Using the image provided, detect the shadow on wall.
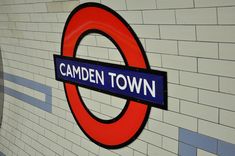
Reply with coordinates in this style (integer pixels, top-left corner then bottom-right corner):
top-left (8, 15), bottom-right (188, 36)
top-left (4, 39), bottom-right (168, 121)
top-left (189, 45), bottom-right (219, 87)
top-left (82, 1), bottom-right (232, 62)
top-left (0, 47), bottom-right (3, 128)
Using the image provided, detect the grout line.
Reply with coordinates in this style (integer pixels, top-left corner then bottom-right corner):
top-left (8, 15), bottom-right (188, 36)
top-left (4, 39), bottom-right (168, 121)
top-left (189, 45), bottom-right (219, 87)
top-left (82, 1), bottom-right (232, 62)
top-left (216, 7), bottom-right (219, 24)
top-left (174, 9), bottom-right (177, 24)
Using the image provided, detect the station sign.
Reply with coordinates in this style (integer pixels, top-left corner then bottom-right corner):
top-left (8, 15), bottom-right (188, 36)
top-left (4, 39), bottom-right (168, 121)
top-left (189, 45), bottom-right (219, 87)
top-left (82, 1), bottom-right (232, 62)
top-left (54, 2), bottom-right (167, 149)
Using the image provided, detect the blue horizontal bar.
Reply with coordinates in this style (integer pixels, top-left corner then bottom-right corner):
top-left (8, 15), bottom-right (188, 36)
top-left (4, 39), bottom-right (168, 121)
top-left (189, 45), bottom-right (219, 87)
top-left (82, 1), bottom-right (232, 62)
top-left (179, 128), bottom-right (217, 154)
top-left (179, 128), bottom-right (235, 156)
top-left (2, 73), bottom-right (52, 113)
top-left (54, 55), bottom-right (167, 109)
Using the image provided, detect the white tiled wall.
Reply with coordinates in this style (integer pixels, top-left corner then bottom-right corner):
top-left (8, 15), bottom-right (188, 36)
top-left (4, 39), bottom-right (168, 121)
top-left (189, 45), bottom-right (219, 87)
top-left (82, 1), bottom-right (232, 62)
top-left (0, 0), bottom-right (235, 156)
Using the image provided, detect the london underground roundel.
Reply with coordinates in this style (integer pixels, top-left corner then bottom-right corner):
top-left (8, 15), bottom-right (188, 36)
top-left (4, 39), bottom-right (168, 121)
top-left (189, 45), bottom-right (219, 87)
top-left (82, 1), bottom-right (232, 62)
top-left (54, 2), bottom-right (167, 149)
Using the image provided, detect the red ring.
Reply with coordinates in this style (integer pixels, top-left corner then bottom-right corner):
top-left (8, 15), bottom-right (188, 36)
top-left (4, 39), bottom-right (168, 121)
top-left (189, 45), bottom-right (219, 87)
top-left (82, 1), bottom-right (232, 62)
top-left (62, 3), bottom-right (150, 148)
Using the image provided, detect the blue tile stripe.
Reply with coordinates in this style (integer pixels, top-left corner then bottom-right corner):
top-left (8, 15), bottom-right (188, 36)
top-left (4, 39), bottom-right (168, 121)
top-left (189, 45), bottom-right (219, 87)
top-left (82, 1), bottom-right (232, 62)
top-left (179, 142), bottom-right (196, 156)
top-left (179, 128), bottom-right (235, 156)
top-left (179, 128), bottom-right (217, 154)
top-left (218, 140), bottom-right (235, 156)
top-left (0, 151), bottom-right (5, 156)
top-left (1, 73), bottom-right (52, 112)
